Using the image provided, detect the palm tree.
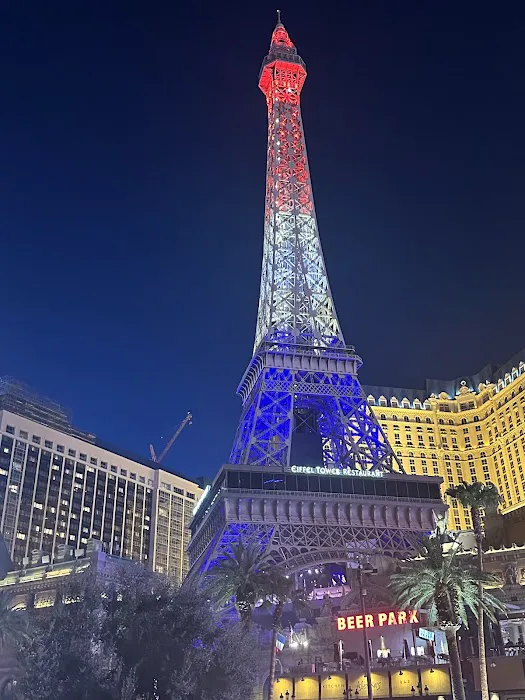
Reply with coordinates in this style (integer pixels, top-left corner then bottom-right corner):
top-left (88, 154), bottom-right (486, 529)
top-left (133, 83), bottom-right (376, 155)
top-left (390, 533), bottom-right (504, 700)
top-left (261, 568), bottom-right (309, 700)
top-left (204, 539), bottom-right (270, 628)
top-left (446, 481), bottom-right (501, 700)
top-left (0, 590), bottom-right (27, 651)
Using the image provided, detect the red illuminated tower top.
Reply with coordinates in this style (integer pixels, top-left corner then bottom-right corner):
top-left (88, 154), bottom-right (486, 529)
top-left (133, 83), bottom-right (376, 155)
top-left (258, 13), bottom-right (307, 104)
top-left (254, 13), bottom-right (343, 351)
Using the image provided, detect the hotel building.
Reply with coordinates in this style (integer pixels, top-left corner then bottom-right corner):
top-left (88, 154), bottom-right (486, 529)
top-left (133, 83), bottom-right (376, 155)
top-left (364, 349), bottom-right (525, 531)
top-left (0, 378), bottom-right (202, 583)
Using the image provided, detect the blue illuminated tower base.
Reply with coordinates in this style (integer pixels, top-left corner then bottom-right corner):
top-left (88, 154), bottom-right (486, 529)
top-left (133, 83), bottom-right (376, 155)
top-left (230, 340), bottom-right (400, 472)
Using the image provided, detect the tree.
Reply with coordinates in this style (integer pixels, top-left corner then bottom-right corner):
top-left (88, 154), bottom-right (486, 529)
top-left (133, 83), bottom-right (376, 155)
top-left (204, 539), bottom-right (270, 628)
top-left (390, 533), bottom-right (505, 700)
top-left (14, 568), bottom-right (260, 700)
top-left (446, 481), bottom-right (501, 700)
top-left (0, 591), bottom-right (27, 651)
top-left (103, 568), bottom-right (259, 699)
top-left (15, 575), bottom-right (119, 700)
top-left (261, 568), bottom-right (309, 700)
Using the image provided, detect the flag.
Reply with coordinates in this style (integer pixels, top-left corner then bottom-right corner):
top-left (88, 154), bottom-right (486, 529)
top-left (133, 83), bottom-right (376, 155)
top-left (276, 633), bottom-right (287, 651)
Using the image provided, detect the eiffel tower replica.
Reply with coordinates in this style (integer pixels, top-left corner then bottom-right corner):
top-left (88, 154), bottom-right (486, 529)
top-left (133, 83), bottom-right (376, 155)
top-left (188, 16), bottom-right (445, 577)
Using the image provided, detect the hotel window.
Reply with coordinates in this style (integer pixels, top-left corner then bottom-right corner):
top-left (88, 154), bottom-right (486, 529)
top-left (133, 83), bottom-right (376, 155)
top-left (90, 457), bottom-right (97, 465)
top-left (79, 453), bottom-right (87, 462)
top-left (186, 492), bottom-right (195, 500)
top-left (57, 444), bottom-right (64, 453)
top-left (100, 461), bottom-right (107, 469)
top-left (20, 430), bottom-right (28, 440)
top-left (121, 469), bottom-right (127, 477)
top-left (68, 449), bottom-right (76, 457)
top-left (5, 426), bottom-right (14, 435)
top-left (111, 466), bottom-right (117, 474)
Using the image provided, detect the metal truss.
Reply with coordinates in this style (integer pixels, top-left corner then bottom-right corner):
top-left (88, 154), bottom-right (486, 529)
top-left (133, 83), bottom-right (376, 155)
top-left (255, 21), bottom-right (343, 352)
top-left (193, 522), bottom-right (425, 578)
top-left (228, 22), bottom-right (402, 474)
top-left (230, 358), bottom-right (401, 471)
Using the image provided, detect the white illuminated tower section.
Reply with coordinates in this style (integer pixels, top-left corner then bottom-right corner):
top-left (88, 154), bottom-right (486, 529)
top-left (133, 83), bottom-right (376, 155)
top-left (230, 19), bottom-right (399, 473)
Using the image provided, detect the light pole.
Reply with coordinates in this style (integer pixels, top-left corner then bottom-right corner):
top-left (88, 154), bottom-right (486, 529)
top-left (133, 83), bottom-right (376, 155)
top-left (356, 558), bottom-right (375, 700)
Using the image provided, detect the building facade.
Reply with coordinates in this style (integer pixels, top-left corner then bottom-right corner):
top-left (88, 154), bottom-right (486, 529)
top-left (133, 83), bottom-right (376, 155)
top-left (364, 350), bottom-right (525, 531)
top-left (0, 378), bottom-right (202, 583)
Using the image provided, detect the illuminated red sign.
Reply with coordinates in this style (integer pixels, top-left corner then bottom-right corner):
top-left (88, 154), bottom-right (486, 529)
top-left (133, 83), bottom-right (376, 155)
top-left (337, 610), bottom-right (419, 631)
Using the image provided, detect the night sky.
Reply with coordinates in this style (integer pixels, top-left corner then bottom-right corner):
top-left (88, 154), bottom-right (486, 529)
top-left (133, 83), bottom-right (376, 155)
top-left (1, 1), bottom-right (524, 481)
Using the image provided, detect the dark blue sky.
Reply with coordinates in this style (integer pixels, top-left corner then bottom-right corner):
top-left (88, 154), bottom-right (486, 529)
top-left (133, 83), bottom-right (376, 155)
top-left (1, 1), bottom-right (524, 481)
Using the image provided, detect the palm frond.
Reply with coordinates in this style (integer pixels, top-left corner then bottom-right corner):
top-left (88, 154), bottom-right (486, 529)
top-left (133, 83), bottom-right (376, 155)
top-left (446, 481), bottom-right (501, 510)
top-left (389, 532), bottom-right (505, 629)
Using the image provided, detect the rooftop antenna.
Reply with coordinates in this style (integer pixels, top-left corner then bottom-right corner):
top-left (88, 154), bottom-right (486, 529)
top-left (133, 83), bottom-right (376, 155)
top-left (276, 9), bottom-right (281, 24)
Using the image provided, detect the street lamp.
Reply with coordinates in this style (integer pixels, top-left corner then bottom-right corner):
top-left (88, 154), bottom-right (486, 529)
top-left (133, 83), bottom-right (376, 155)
top-left (356, 557), bottom-right (376, 700)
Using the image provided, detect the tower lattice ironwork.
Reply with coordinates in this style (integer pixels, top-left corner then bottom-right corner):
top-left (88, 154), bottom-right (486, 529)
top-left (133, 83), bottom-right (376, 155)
top-left (230, 19), bottom-right (401, 474)
top-left (187, 19), bottom-right (445, 581)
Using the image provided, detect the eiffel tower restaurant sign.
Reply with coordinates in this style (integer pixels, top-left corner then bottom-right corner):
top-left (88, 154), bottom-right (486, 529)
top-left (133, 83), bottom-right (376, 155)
top-left (337, 610), bottom-right (419, 631)
top-left (288, 466), bottom-right (385, 478)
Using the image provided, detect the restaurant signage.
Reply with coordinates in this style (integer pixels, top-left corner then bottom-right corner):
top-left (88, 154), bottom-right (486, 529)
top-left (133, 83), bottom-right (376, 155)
top-left (337, 609), bottom-right (419, 631)
top-left (288, 465), bottom-right (384, 478)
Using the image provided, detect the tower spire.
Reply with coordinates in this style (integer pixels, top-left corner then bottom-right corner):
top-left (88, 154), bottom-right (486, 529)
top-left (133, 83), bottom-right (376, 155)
top-left (276, 8), bottom-right (281, 25)
top-left (255, 16), bottom-right (343, 352)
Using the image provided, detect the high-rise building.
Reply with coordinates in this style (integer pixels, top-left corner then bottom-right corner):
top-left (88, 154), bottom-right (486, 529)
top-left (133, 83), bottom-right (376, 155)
top-left (0, 377), bottom-right (202, 583)
top-left (188, 18), bottom-right (446, 578)
top-left (364, 349), bottom-right (525, 530)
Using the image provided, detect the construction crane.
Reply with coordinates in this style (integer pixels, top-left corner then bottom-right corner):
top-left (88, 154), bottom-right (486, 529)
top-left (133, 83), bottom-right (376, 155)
top-left (149, 412), bottom-right (192, 464)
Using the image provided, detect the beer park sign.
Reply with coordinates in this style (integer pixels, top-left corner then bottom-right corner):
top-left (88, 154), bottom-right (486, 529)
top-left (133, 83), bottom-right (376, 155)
top-left (337, 609), bottom-right (420, 631)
